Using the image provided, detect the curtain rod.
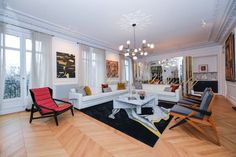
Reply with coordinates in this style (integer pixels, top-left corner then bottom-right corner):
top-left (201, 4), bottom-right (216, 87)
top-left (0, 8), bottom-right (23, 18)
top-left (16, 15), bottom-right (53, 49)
top-left (0, 21), bottom-right (54, 37)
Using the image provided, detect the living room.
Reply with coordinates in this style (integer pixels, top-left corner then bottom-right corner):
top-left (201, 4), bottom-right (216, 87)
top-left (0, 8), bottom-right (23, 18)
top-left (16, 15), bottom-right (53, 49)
top-left (0, 0), bottom-right (236, 157)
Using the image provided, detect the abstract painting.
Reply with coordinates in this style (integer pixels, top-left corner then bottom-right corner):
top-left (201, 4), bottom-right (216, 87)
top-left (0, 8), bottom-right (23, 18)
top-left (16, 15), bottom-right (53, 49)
top-left (225, 33), bottom-right (235, 81)
top-left (56, 52), bottom-right (75, 78)
top-left (106, 60), bottom-right (119, 78)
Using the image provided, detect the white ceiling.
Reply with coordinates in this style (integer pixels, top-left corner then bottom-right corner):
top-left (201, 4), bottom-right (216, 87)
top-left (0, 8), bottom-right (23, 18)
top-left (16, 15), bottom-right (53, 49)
top-left (3, 0), bottom-right (234, 54)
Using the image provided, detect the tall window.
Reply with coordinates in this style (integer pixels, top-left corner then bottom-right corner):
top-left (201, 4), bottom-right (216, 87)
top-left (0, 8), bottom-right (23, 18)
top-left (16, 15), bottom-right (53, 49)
top-left (2, 34), bottom-right (21, 99)
top-left (124, 59), bottom-right (130, 82)
top-left (80, 44), bottom-right (105, 89)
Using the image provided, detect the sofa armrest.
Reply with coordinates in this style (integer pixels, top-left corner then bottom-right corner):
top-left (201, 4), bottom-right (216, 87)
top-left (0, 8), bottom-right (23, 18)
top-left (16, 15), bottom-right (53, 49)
top-left (175, 87), bottom-right (182, 101)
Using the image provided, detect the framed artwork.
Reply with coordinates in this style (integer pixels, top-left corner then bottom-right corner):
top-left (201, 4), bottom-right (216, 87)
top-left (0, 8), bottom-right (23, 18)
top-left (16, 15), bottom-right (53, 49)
top-left (56, 52), bottom-right (75, 78)
top-left (225, 33), bottom-right (235, 81)
top-left (106, 60), bottom-right (119, 78)
top-left (199, 64), bottom-right (208, 73)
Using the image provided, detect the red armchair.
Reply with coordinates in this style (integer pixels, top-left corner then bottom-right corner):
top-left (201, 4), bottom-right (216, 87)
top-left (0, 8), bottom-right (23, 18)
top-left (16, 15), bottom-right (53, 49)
top-left (29, 87), bottom-right (74, 126)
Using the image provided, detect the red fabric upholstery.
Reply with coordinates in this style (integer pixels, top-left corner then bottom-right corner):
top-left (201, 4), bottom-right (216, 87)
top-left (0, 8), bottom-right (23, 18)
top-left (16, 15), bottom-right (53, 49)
top-left (31, 87), bottom-right (72, 114)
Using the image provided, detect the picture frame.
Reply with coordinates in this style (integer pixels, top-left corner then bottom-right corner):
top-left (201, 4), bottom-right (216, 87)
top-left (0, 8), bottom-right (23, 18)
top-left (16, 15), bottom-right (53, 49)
top-left (225, 33), bottom-right (235, 81)
top-left (199, 64), bottom-right (208, 73)
top-left (56, 52), bottom-right (76, 78)
top-left (106, 60), bottom-right (119, 78)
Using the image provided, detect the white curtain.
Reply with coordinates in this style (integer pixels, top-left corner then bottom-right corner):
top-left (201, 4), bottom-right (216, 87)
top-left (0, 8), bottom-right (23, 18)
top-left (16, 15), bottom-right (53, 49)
top-left (30, 32), bottom-right (52, 88)
top-left (79, 44), bottom-right (105, 90)
top-left (0, 24), bottom-right (5, 110)
top-left (119, 54), bottom-right (125, 82)
top-left (25, 32), bottom-right (52, 109)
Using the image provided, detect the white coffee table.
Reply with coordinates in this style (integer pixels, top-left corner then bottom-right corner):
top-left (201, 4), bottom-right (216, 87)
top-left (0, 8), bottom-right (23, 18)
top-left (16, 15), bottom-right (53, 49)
top-left (109, 93), bottom-right (169, 131)
top-left (115, 94), bottom-right (156, 114)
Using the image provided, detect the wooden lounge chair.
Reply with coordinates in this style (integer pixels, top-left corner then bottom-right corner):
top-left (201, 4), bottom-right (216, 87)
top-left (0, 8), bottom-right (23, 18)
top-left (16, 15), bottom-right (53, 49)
top-left (178, 87), bottom-right (211, 106)
top-left (29, 87), bottom-right (74, 126)
top-left (169, 90), bottom-right (220, 145)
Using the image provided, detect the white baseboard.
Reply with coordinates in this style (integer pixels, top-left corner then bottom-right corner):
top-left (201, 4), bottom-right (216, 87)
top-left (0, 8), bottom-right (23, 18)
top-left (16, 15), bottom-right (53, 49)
top-left (227, 95), bottom-right (236, 107)
top-left (0, 107), bottom-right (25, 115)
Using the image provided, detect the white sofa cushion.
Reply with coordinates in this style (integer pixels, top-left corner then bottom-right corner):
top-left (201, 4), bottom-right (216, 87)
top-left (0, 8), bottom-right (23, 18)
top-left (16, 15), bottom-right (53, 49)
top-left (158, 91), bottom-right (176, 96)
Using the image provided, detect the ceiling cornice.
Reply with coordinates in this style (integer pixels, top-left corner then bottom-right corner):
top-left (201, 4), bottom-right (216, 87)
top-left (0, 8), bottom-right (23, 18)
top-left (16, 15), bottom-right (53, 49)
top-left (0, 7), bottom-right (118, 52)
top-left (148, 41), bottom-right (220, 57)
top-left (215, 0), bottom-right (236, 43)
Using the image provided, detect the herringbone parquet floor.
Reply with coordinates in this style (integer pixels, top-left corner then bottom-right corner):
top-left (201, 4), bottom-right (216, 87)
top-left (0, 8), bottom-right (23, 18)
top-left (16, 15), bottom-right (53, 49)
top-left (0, 96), bottom-right (236, 157)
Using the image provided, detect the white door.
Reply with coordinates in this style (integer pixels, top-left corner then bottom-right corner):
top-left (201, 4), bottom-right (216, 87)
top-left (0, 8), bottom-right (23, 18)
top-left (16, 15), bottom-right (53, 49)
top-left (1, 32), bottom-right (32, 114)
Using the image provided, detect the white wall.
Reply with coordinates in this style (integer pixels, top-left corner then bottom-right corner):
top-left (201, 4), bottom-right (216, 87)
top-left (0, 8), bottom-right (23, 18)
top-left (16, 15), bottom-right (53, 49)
top-left (192, 55), bottom-right (218, 72)
top-left (105, 51), bottom-right (120, 83)
top-left (52, 38), bottom-right (121, 86)
top-left (52, 37), bottom-right (79, 85)
top-left (225, 27), bottom-right (236, 107)
top-left (145, 45), bottom-right (225, 95)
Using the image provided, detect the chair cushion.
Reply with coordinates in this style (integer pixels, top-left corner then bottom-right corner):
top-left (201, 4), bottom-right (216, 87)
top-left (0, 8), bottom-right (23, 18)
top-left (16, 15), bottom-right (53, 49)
top-left (199, 91), bottom-right (213, 111)
top-left (54, 103), bottom-right (72, 112)
top-left (84, 86), bottom-right (92, 95)
top-left (170, 105), bottom-right (203, 119)
top-left (31, 87), bottom-right (72, 114)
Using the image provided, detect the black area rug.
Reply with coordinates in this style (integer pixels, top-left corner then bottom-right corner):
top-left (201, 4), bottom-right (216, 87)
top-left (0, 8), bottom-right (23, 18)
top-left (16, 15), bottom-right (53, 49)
top-left (80, 101), bottom-right (174, 147)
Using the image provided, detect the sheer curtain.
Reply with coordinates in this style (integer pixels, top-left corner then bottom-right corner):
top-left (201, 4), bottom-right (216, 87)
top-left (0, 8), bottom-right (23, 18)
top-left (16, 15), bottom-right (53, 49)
top-left (26, 32), bottom-right (52, 109)
top-left (0, 24), bottom-right (5, 109)
top-left (79, 44), bottom-right (105, 90)
top-left (119, 54), bottom-right (125, 82)
top-left (30, 32), bottom-right (52, 88)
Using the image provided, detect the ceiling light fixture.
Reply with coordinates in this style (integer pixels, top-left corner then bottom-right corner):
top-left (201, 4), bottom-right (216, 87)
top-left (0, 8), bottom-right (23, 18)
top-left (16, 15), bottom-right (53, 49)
top-left (119, 23), bottom-right (154, 60)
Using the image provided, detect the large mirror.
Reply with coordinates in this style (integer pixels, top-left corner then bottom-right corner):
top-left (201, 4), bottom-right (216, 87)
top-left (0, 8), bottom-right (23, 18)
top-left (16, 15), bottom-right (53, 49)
top-left (135, 57), bottom-right (183, 84)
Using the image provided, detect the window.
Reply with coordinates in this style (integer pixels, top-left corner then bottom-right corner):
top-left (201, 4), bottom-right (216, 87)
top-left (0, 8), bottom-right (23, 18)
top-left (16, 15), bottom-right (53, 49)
top-left (124, 59), bottom-right (130, 82)
top-left (80, 44), bottom-right (105, 88)
top-left (2, 34), bottom-right (21, 99)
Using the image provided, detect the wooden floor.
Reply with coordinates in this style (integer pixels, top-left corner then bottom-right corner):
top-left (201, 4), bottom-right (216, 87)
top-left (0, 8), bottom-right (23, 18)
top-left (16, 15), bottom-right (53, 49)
top-left (0, 96), bottom-right (236, 157)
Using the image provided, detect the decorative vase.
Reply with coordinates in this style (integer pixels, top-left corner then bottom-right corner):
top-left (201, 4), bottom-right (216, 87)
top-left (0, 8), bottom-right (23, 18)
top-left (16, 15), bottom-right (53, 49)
top-left (140, 95), bottom-right (145, 100)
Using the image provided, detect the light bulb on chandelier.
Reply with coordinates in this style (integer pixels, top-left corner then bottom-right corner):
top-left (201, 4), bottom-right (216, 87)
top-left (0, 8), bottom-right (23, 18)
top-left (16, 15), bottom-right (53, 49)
top-left (119, 45), bottom-right (123, 51)
top-left (133, 56), bottom-right (137, 60)
top-left (124, 53), bottom-right (129, 56)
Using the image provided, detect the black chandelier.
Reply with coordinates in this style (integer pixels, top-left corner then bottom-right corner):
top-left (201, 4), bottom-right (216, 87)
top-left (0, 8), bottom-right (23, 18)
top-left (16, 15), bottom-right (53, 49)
top-left (119, 23), bottom-right (154, 60)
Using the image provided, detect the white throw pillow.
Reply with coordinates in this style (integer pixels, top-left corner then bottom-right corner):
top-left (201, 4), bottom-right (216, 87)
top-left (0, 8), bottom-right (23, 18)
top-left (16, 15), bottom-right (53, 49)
top-left (76, 86), bottom-right (87, 96)
top-left (103, 87), bottom-right (112, 93)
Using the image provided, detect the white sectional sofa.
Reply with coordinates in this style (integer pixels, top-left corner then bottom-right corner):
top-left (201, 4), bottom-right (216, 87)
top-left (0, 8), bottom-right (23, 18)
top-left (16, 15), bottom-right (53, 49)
top-left (137, 84), bottom-right (182, 102)
top-left (69, 85), bottom-right (128, 109)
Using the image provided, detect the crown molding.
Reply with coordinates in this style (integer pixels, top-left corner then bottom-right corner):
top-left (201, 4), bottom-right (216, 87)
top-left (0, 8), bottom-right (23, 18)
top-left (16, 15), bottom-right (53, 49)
top-left (145, 45), bottom-right (222, 63)
top-left (148, 41), bottom-right (220, 56)
top-left (215, 0), bottom-right (236, 43)
top-left (144, 41), bottom-right (221, 61)
top-left (0, 7), bottom-right (118, 52)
